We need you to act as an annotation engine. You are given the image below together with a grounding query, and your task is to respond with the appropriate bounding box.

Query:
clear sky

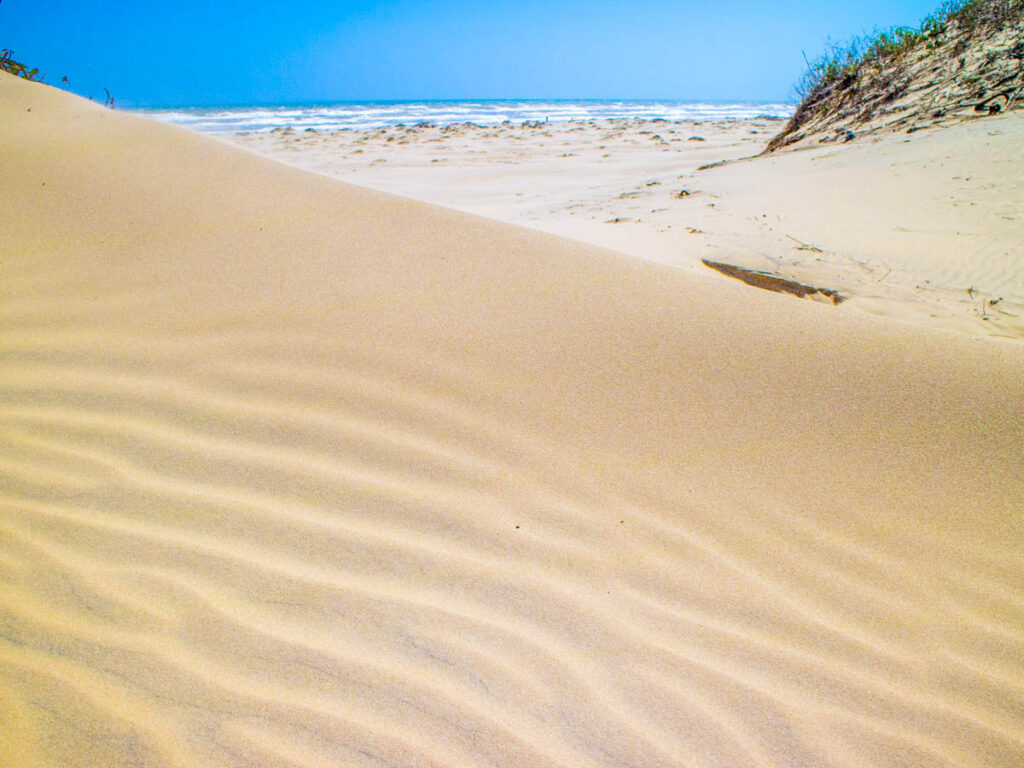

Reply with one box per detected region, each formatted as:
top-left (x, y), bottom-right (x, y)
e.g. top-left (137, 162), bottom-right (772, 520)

top-left (1, 0), bottom-right (942, 107)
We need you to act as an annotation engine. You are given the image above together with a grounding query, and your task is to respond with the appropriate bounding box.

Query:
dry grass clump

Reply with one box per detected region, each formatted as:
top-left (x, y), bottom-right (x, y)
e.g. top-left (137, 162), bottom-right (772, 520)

top-left (949, 0), bottom-right (1024, 34)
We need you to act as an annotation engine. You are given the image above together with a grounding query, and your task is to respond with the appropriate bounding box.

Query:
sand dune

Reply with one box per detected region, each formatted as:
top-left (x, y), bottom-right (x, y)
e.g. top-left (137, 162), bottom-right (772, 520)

top-left (230, 111), bottom-right (1024, 338)
top-left (1, 72), bottom-right (1023, 768)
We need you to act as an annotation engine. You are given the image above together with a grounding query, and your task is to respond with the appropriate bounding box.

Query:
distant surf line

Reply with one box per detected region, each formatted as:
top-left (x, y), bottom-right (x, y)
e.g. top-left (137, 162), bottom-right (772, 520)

top-left (133, 99), bottom-right (794, 134)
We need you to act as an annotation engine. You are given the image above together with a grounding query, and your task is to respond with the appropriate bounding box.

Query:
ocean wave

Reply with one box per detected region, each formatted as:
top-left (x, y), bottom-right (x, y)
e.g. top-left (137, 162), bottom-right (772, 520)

top-left (132, 100), bottom-right (795, 134)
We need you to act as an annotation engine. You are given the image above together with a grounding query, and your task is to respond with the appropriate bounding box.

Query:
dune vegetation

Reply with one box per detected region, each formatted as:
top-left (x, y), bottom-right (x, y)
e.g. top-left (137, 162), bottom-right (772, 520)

top-left (0, 48), bottom-right (38, 80)
top-left (769, 0), bottom-right (1024, 150)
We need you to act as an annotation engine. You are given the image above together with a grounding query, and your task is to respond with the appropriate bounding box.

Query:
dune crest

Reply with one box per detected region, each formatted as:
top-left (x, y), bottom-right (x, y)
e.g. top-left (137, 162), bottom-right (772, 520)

top-left (1, 73), bottom-right (1022, 767)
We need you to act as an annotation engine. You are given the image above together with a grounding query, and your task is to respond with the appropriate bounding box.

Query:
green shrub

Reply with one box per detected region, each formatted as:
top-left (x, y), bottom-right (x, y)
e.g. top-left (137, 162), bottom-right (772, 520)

top-left (0, 49), bottom-right (39, 80)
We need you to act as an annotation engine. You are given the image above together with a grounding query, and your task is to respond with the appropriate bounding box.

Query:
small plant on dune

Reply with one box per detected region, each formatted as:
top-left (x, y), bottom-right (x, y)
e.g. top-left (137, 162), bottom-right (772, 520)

top-left (0, 0), bottom-right (37, 79)
top-left (0, 46), bottom-right (112, 106)
top-left (0, 48), bottom-right (39, 80)
top-left (1, 2), bottom-right (117, 106)
top-left (0, 0), bottom-right (39, 81)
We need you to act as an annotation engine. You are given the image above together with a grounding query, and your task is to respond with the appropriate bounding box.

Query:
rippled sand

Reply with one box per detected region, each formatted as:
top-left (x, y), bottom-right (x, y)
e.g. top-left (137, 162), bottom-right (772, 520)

top-left (2, 73), bottom-right (1022, 768)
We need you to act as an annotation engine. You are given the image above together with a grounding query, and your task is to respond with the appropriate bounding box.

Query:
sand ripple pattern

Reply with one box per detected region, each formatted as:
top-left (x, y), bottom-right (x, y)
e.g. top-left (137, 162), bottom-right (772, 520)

top-left (1, 330), bottom-right (1022, 768)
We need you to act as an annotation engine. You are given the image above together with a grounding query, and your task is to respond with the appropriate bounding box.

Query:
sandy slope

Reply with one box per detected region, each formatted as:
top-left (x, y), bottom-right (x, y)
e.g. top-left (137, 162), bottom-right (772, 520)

top-left (1, 72), bottom-right (1023, 768)
top-left (230, 112), bottom-right (1024, 338)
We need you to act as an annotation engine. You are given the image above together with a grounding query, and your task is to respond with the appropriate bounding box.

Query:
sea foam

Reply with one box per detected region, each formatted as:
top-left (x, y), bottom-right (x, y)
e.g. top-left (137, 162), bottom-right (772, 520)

top-left (134, 99), bottom-right (794, 134)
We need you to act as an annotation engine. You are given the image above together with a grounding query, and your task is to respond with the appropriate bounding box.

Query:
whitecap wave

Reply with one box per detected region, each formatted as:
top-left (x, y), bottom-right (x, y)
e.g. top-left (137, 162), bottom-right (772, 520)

top-left (133, 100), bottom-right (795, 134)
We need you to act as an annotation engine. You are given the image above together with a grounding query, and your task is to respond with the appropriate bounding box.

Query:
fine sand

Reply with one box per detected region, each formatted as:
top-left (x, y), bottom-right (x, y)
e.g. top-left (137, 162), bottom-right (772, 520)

top-left (2, 72), bottom-right (1023, 768)
top-left (230, 111), bottom-right (1024, 339)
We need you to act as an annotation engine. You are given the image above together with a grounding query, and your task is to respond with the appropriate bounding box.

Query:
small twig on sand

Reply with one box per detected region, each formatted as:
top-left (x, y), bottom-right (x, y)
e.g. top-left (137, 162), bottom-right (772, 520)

top-left (786, 234), bottom-right (824, 253)
top-left (702, 259), bottom-right (845, 304)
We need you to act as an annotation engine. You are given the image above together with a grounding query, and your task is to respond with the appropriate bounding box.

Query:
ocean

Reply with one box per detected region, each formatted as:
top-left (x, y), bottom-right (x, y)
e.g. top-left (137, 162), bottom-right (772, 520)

top-left (133, 99), bottom-right (794, 134)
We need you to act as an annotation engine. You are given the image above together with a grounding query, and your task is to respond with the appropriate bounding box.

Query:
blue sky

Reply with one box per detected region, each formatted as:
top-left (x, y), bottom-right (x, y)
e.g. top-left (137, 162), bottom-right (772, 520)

top-left (2, 1), bottom-right (941, 106)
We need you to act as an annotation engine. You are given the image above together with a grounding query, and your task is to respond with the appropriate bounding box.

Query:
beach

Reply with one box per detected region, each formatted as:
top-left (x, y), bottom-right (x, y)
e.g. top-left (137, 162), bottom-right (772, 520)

top-left (227, 112), bottom-right (1024, 338)
top-left (2, 67), bottom-right (1023, 768)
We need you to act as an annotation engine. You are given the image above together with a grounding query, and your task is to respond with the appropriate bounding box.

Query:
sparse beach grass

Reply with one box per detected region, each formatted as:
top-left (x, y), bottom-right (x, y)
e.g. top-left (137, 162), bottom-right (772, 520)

top-left (797, 0), bottom-right (1024, 101)
top-left (768, 0), bottom-right (1024, 150)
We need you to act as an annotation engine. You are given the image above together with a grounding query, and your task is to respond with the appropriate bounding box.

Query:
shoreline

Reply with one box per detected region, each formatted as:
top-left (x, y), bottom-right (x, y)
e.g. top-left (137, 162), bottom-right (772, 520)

top-left (132, 100), bottom-right (795, 134)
